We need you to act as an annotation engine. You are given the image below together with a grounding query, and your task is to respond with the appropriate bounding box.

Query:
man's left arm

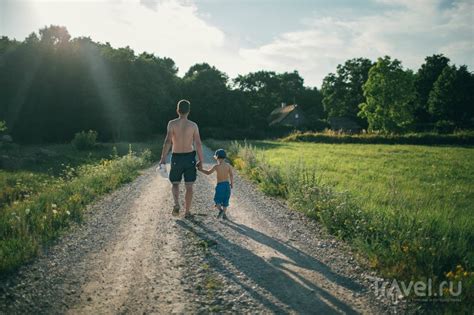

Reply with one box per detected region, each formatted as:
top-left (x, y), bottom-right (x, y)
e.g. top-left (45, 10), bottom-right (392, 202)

top-left (194, 125), bottom-right (204, 166)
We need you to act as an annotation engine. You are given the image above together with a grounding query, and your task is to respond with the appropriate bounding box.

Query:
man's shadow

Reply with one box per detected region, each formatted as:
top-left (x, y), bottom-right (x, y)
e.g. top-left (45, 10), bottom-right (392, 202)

top-left (177, 218), bottom-right (362, 314)
top-left (221, 220), bottom-right (364, 292)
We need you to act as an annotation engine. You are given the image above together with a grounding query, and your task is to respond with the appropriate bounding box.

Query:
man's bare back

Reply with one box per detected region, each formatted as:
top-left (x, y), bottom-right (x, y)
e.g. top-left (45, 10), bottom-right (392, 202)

top-left (168, 118), bottom-right (199, 153)
top-left (159, 99), bottom-right (204, 217)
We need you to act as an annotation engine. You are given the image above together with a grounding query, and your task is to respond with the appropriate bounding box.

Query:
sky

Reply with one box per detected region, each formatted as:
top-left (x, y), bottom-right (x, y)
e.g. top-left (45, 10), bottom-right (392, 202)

top-left (1, 0), bottom-right (473, 87)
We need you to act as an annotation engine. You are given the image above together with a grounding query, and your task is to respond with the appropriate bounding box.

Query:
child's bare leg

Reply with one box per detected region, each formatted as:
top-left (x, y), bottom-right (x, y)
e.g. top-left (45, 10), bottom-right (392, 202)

top-left (216, 204), bottom-right (223, 218)
top-left (184, 183), bottom-right (193, 214)
top-left (222, 207), bottom-right (228, 219)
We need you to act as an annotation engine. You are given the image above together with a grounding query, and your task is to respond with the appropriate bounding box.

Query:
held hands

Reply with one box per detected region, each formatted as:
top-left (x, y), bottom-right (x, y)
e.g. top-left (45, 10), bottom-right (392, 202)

top-left (196, 160), bottom-right (203, 171)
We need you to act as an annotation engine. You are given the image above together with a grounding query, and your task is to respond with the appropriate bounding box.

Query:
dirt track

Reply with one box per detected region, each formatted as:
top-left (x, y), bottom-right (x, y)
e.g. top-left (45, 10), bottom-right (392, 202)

top-left (0, 146), bottom-right (389, 314)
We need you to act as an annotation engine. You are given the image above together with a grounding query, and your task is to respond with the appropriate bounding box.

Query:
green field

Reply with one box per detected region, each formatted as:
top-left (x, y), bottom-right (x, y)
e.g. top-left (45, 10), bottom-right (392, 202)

top-left (255, 141), bottom-right (474, 224)
top-left (207, 139), bottom-right (474, 302)
top-left (0, 139), bottom-right (163, 273)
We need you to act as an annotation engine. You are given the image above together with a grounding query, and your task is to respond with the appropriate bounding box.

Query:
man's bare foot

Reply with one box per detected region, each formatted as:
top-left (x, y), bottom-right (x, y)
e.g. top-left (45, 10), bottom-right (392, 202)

top-left (172, 205), bottom-right (180, 216)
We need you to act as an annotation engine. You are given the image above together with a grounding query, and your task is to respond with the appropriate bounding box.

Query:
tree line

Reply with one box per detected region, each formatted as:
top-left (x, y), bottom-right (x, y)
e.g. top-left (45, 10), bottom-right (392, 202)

top-left (0, 26), bottom-right (472, 143)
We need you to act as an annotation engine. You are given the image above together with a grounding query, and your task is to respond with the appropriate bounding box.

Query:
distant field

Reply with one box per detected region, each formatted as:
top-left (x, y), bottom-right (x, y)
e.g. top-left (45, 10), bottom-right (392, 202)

top-left (255, 141), bottom-right (474, 224)
top-left (209, 140), bottom-right (474, 224)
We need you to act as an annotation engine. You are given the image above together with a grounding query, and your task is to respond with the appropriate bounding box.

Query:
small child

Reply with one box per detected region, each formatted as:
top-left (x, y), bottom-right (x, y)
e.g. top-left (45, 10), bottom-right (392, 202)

top-left (198, 149), bottom-right (233, 219)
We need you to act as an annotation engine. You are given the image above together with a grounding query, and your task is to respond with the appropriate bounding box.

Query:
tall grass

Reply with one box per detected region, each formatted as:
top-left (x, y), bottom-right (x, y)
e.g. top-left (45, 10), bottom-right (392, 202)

top-left (226, 141), bottom-right (474, 307)
top-left (0, 148), bottom-right (152, 274)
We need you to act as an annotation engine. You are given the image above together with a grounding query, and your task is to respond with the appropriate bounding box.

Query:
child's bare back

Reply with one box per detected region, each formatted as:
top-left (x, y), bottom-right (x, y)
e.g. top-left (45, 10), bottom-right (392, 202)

top-left (213, 163), bottom-right (232, 184)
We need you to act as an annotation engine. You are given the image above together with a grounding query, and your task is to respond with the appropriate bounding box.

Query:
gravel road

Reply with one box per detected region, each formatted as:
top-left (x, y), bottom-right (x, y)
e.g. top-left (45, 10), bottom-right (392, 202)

top-left (0, 146), bottom-right (392, 314)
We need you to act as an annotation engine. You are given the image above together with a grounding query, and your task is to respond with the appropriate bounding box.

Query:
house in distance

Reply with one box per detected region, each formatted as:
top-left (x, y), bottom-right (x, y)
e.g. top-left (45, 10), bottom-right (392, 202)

top-left (268, 103), bottom-right (306, 128)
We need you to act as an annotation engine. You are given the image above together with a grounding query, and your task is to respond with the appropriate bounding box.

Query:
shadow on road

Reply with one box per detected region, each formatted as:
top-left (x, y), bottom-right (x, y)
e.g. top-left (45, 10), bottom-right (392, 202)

top-left (177, 218), bottom-right (361, 314)
top-left (222, 220), bottom-right (365, 292)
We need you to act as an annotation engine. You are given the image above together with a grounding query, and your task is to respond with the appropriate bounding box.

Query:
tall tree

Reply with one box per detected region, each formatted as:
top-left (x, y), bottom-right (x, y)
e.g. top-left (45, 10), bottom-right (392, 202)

top-left (414, 54), bottom-right (450, 126)
top-left (428, 65), bottom-right (474, 128)
top-left (182, 63), bottom-right (231, 128)
top-left (321, 58), bottom-right (373, 126)
top-left (233, 70), bottom-right (314, 127)
top-left (359, 56), bottom-right (416, 132)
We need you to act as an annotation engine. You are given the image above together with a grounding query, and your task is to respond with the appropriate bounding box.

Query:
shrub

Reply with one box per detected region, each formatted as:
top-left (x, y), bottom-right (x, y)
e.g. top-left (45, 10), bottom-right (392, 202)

top-left (71, 130), bottom-right (98, 150)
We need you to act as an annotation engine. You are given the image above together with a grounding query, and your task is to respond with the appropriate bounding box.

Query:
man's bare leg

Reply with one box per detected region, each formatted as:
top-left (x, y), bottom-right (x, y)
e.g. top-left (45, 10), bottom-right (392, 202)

top-left (172, 183), bottom-right (180, 215)
top-left (184, 183), bottom-right (194, 215)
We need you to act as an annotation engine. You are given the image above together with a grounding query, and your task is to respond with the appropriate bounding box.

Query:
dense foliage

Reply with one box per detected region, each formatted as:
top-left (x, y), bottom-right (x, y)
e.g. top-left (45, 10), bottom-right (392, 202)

top-left (359, 56), bottom-right (416, 132)
top-left (0, 26), bottom-right (473, 143)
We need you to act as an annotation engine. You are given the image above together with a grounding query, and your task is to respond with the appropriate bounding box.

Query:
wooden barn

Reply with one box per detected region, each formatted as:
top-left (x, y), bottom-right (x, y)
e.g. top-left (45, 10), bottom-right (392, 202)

top-left (268, 103), bottom-right (305, 128)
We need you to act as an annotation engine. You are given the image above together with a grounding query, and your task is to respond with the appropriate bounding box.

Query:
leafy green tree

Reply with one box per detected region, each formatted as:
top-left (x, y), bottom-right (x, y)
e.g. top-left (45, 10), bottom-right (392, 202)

top-left (181, 63), bottom-right (233, 128)
top-left (321, 58), bottom-right (373, 126)
top-left (414, 54), bottom-right (450, 126)
top-left (233, 70), bottom-right (321, 128)
top-left (234, 70), bottom-right (283, 125)
top-left (428, 65), bottom-right (474, 127)
top-left (0, 26), bottom-right (182, 143)
top-left (359, 56), bottom-right (416, 132)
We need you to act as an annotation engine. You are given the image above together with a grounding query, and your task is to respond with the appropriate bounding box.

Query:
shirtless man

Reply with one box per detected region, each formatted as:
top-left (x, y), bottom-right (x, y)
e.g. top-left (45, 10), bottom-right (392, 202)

top-left (159, 100), bottom-right (204, 217)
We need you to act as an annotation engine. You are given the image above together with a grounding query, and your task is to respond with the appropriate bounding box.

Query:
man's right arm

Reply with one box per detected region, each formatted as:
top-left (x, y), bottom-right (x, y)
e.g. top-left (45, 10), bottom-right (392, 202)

top-left (193, 124), bottom-right (205, 165)
top-left (160, 122), bottom-right (172, 164)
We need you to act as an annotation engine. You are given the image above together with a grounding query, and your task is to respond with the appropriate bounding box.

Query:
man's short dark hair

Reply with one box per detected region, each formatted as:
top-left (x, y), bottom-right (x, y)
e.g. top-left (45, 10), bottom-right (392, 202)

top-left (177, 99), bottom-right (191, 114)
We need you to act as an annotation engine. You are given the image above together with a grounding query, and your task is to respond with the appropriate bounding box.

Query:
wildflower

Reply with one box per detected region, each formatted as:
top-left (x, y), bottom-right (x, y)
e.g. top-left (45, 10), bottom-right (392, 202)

top-left (52, 203), bottom-right (57, 208)
top-left (446, 271), bottom-right (453, 278)
top-left (52, 209), bottom-right (58, 215)
top-left (66, 210), bottom-right (71, 216)
top-left (25, 208), bottom-right (30, 215)
top-left (464, 272), bottom-right (469, 277)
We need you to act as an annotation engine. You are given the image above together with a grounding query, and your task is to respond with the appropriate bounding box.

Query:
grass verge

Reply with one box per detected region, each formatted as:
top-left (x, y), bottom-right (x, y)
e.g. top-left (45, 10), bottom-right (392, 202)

top-left (0, 140), bottom-right (161, 274)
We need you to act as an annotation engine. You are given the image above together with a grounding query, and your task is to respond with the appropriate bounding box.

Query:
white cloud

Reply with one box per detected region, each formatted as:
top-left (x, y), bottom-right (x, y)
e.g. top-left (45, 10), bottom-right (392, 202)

top-left (239, 0), bottom-right (474, 86)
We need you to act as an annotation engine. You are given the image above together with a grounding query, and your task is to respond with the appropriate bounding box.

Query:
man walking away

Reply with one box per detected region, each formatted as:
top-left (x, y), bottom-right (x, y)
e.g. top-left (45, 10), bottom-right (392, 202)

top-left (159, 99), bottom-right (204, 218)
